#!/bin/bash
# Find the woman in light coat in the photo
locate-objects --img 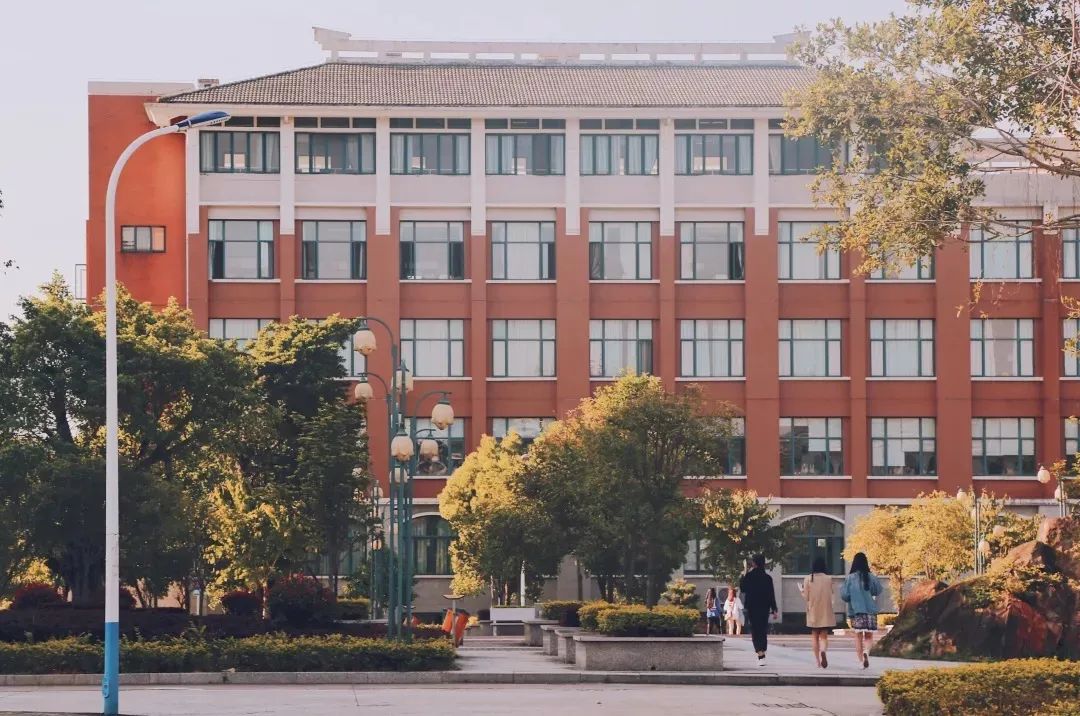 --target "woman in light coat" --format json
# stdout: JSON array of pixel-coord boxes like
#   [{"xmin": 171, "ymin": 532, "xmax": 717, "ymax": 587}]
[
  {"xmin": 722, "ymin": 586, "xmax": 744, "ymax": 635},
  {"xmin": 800, "ymin": 557, "xmax": 837, "ymax": 668}
]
